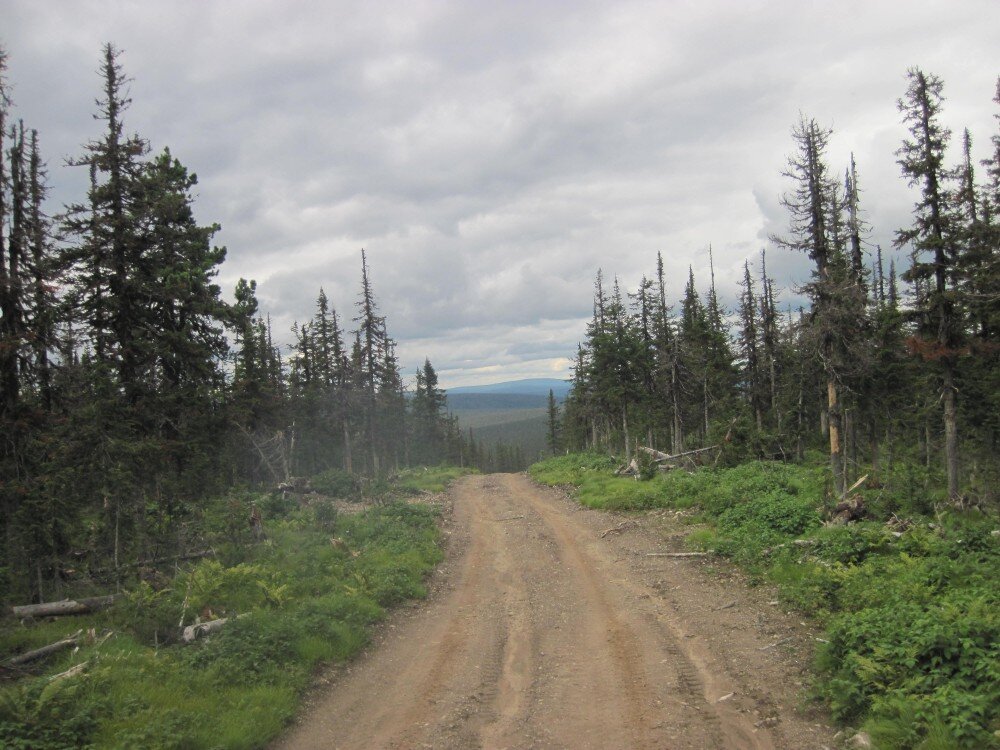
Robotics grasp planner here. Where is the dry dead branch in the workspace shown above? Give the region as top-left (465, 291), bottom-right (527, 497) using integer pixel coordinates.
top-left (49, 661), bottom-right (88, 682)
top-left (599, 520), bottom-right (639, 538)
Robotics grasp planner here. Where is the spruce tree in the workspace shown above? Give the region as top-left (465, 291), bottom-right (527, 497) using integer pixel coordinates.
top-left (63, 44), bottom-right (149, 399)
top-left (738, 261), bottom-right (763, 430)
top-left (895, 68), bottom-right (963, 502)
top-left (772, 115), bottom-right (848, 494)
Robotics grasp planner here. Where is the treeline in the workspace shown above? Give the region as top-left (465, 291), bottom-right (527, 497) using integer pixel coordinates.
top-left (563, 68), bottom-right (1000, 506)
top-left (0, 44), bottom-right (498, 604)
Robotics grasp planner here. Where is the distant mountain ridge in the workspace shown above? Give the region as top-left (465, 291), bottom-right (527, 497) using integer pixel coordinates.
top-left (446, 393), bottom-right (551, 411)
top-left (444, 379), bottom-right (566, 456)
top-left (446, 378), bottom-right (571, 397)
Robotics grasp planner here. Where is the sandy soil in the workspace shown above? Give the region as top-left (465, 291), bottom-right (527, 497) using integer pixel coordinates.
top-left (274, 473), bottom-right (838, 750)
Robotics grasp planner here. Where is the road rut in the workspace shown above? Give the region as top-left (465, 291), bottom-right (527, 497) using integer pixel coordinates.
top-left (275, 474), bottom-right (836, 749)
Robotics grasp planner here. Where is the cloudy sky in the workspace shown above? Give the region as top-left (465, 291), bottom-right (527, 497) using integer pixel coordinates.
top-left (4, 1), bottom-right (999, 387)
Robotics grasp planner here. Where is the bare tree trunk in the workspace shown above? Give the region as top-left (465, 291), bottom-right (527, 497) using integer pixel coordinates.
top-left (796, 367), bottom-right (805, 462)
top-left (769, 356), bottom-right (779, 427)
top-left (622, 405), bottom-right (631, 462)
top-left (869, 416), bottom-right (880, 483)
top-left (703, 373), bottom-right (709, 442)
top-left (886, 425), bottom-right (894, 481)
top-left (844, 407), bottom-right (858, 483)
top-left (942, 367), bottom-right (960, 502)
top-left (672, 382), bottom-right (683, 455)
top-left (671, 340), bottom-right (683, 455)
top-left (828, 379), bottom-right (845, 496)
top-left (343, 422), bottom-right (353, 475)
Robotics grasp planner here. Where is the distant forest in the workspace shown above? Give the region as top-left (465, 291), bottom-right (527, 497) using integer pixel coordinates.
top-left (0, 45), bottom-right (521, 603)
top-left (561, 68), bottom-right (1000, 506)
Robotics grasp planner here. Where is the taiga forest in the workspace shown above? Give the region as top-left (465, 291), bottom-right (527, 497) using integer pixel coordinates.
top-left (1, 41), bottom-right (998, 750)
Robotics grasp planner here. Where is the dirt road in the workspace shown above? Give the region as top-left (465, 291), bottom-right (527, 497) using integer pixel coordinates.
top-left (276, 474), bottom-right (836, 749)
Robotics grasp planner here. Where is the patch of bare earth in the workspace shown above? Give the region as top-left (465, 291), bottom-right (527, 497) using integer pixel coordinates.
top-left (274, 473), bottom-right (838, 750)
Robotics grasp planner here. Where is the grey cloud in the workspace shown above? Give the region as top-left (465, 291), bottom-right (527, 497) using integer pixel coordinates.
top-left (5, 0), bottom-right (999, 386)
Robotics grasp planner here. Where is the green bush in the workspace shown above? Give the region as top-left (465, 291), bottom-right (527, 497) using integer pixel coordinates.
top-left (717, 491), bottom-right (821, 537)
top-left (116, 581), bottom-right (181, 645)
top-left (257, 491), bottom-right (299, 520)
top-left (0, 676), bottom-right (109, 749)
top-left (314, 500), bottom-right (339, 531)
top-left (311, 468), bottom-right (358, 498)
top-left (186, 612), bottom-right (306, 685)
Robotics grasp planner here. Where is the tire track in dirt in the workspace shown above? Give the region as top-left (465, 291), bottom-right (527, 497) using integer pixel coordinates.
top-left (510, 475), bottom-right (732, 749)
top-left (275, 473), bottom-right (836, 750)
top-left (505, 475), bottom-right (668, 748)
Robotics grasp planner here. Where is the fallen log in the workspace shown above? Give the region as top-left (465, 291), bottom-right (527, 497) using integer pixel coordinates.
top-left (4, 630), bottom-right (82, 666)
top-left (89, 549), bottom-right (215, 576)
top-left (615, 457), bottom-right (640, 477)
top-left (830, 494), bottom-right (867, 525)
top-left (636, 445), bottom-right (721, 470)
top-left (653, 445), bottom-right (720, 462)
top-left (11, 595), bottom-right (120, 619)
top-left (49, 661), bottom-right (88, 682)
top-left (182, 616), bottom-right (230, 644)
top-left (636, 446), bottom-right (671, 462)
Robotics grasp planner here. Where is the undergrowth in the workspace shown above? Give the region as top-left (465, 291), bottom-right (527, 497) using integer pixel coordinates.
top-left (0, 468), bottom-right (457, 749)
top-left (530, 452), bottom-right (1000, 749)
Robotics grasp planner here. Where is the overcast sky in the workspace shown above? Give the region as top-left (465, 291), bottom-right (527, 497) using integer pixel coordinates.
top-left (4, 1), bottom-right (999, 387)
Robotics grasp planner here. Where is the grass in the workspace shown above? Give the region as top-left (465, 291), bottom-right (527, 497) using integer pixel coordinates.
top-left (0, 468), bottom-right (463, 749)
top-left (530, 452), bottom-right (1000, 749)
top-left (395, 465), bottom-right (478, 494)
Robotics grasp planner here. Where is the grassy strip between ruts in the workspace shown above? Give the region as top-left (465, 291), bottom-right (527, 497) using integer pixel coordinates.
top-left (530, 453), bottom-right (1000, 750)
top-left (0, 466), bottom-right (471, 749)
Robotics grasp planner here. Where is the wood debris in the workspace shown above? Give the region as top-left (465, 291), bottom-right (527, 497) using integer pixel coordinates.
top-left (12, 595), bottom-right (120, 619)
top-left (3, 630), bottom-right (82, 666)
top-left (599, 520), bottom-right (639, 538)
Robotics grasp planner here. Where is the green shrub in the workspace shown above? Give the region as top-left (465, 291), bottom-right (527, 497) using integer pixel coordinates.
top-left (257, 491), bottom-right (299, 520)
top-left (807, 523), bottom-right (895, 564)
top-left (314, 500), bottom-right (339, 531)
top-left (717, 491), bottom-right (821, 537)
top-left (311, 469), bottom-right (358, 498)
top-left (117, 581), bottom-right (180, 645)
top-left (0, 676), bottom-right (108, 749)
top-left (179, 559), bottom-right (289, 616)
top-left (186, 612), bottom-right (305, 685)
